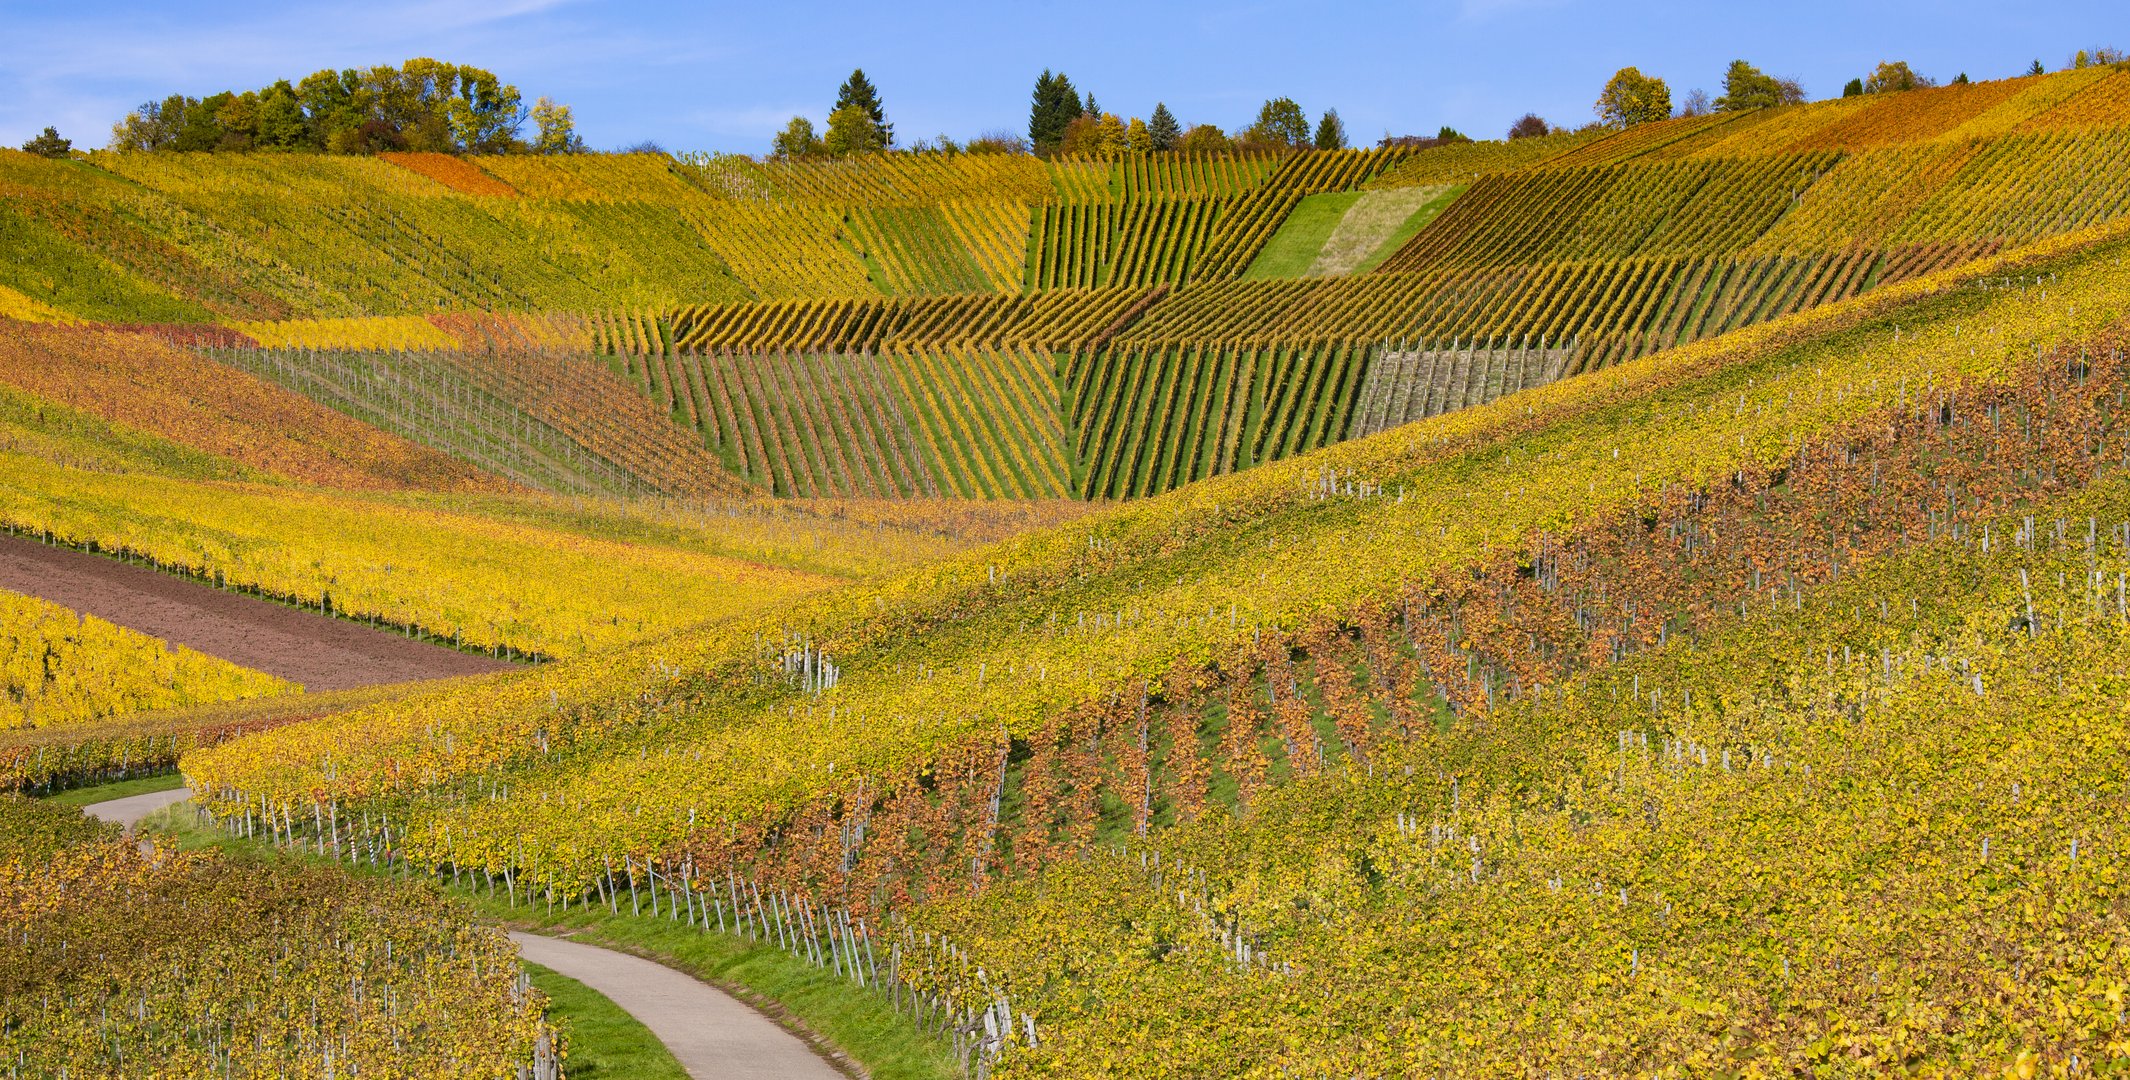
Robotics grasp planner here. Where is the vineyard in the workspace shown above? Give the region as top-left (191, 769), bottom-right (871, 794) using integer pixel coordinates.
top-left (1, 680), bottom-right (443, 794)
top-left (1066, 339), bottom-right (1370, 499)
top-left (0, 320), bottom-right (501, 492)
top-left (182, 219), bottom-right (2130, 912)
top-left (14, 59), bottom-right (2130, 1076)
top-left (0, 796), bottom-right (562, 1076)
top-left (0, 587), bottom-right (292, 729)
top-left (621, 344), bottom-right (1069, 499)
top-left (0, 75), bottom-right (2124, 514)
top-left (0, 460), bottom-right (838, 659)
top-left (166, 215), bottom-right (2130, 1071)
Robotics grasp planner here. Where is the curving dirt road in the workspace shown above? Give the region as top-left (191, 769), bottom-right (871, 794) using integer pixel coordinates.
top-left (79, 787), bottom-right (845, 1080)
top-left (0, 533), bottom-right (513, 690)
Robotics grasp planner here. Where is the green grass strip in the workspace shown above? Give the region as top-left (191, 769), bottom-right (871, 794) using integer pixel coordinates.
top-left (525, 962), bottom-right (691, 1080)
top-left (141, 804), bottom-right (957, 1080)
top-left (1240, 191), bottom-right (1362, 280)
top-left (36, 772), bottom-right (185, 808)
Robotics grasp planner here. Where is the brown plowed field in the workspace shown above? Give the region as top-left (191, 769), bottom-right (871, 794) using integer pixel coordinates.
top-left (0, 534), bottom-right (516, 691)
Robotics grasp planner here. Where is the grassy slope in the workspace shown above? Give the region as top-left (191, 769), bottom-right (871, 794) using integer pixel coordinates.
top-left (1240, 191), bottom-right (1361, 279)
top-left (524, 963), bottom-right (691, 1080)
top-left (1240, 186), bottom-right (1466, 280)
top-left (140, 803), bottom-right (954, 1080)
top-left (1344, 185), bottom-right (1464, 274)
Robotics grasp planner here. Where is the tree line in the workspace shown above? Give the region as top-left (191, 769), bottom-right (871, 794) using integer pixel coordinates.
top-left (769, 49), bottom-right (2118, 163)
top-left (772, 69), bottom-right (1352, 160)
top-left (98, 58), bottom-right (581, 155)
top-left (18, 46), bottom-right (2125, 162)
top-left (1587, 50), bottom-right (2122, 130)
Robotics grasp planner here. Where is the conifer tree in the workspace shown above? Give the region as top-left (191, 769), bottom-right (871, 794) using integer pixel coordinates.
top-left (20, 126), bottom-right (72, 157)
top-left (833, 69), bottom-right (892, 147)
top-left (1148, 102), bottom-right (1180, 151)
top-left (1029, 70), bottom-right (1083, 155)
top-left (1313, 109), bottom-right (1347, 150)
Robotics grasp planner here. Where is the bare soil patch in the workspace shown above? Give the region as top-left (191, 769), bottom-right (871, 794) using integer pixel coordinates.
top-left (0, 534), bottom-right (514, 691)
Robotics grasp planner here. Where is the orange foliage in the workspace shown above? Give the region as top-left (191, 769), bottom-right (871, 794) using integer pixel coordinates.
top-left (0, 321), bottom-right (507, 493)
top-left (379, 152), bottom-right (519, 197)
top-left (1783, 78), bottom-right (2028, 151)
top-left (2025, 69), bottom-right (2130, 131)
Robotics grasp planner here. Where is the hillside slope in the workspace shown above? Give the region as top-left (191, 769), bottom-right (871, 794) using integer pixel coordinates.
top-left (185, 219), bottom-right (2130, 892)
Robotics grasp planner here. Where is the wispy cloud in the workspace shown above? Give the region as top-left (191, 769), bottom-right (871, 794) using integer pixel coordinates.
top-left (682, 104), bottom-right (819, 139)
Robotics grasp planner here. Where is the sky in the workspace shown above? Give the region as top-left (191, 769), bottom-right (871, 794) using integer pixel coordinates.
top-left (0, 0), bottom-right (2116, 154)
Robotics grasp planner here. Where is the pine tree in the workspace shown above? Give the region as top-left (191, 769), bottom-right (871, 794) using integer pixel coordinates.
top-left (20, 126), bottom-right (72, 158)
top-left (833, 69), bottom-right (892, 148)
top-left (1083, 94), bottom-right (1100, 118)
top-left (2027, 59), bottom-right (2046, 76)
top-left (1843, 77), bottom-right (1865, 98)
top-left (1148, 102), bottom-right (1180, 151)
top-left (1029, 70), bottom-right (1082, 155)
top-left (1313, 109), bottom-right (1347, 150)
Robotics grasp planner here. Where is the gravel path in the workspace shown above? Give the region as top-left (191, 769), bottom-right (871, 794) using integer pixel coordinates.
top-left (0, 533), bottom-right (514, 690)
top-left (82, 785), bottom-right (195, 829)
top-left (513, 932), bottom-right (846, 1080)
top-left (78, 787), bottom-right (844, 1080)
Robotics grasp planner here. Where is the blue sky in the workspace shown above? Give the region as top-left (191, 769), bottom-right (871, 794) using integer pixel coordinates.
top-left (0, 0), bottom-right (2115, 153)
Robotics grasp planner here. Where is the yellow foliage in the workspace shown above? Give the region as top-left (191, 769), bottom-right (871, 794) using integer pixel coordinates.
top-left (0, 588), bottom-right (291, 729)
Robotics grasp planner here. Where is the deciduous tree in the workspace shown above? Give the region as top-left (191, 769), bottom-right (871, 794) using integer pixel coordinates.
top-left (1125, 117), bottom-right (1153, 153)
top-left (832, 69), bottom-right (892, 148)
top-left (1060, 113), bottom-right (1127, 155)
top-left (530, 97), bottom-right (584, 153)
top-left (1596, 67), bottom-right (1672, 127)
top-left (1178, 124), bottom-right (1231, 153)
top-left (1507, 113), bottom-right (1552, 139)
top-left (1247, 97), bottom-right (1310, 148)
top-left (1863, 60), bottom-right (1932, 93)
top-left (1714, 60), bottom-right (1803, 111)
top-left (823, 103), bottom-right (885, 155)
top-left (771, 116), bottom-right (822, 157)
top-left (108, 59), bottom-right (551, 155)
